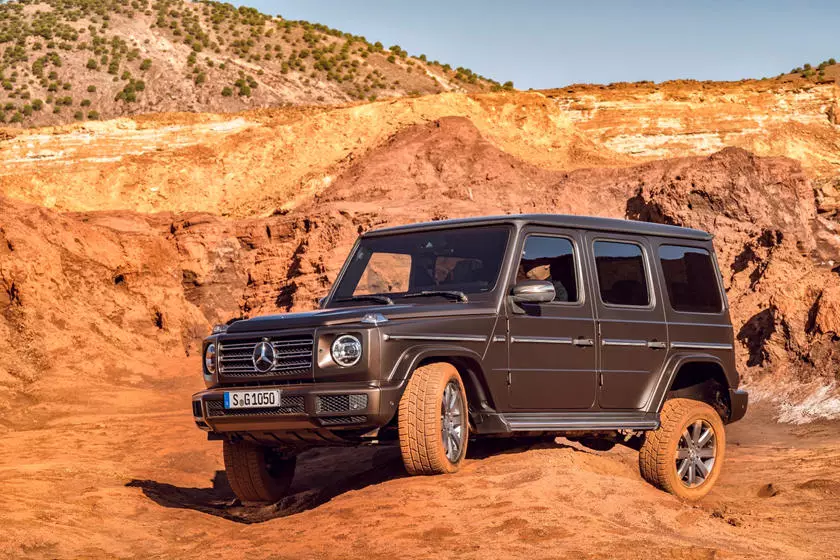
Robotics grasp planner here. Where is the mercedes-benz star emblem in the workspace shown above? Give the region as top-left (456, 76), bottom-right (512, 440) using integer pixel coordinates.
top-left (252, 341), bottom-right (275, 372)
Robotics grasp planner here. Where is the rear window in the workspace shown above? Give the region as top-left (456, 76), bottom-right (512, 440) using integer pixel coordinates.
top-left (593, 241), bottom-right (650, 307)
top-left (659, 245), bottom-right (722, 313)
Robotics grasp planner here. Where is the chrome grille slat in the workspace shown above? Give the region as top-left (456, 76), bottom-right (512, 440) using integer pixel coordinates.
top-left (218, 334), bottom-right (314, 379)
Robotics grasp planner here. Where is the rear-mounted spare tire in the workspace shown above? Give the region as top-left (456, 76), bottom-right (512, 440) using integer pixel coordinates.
top-left (398, 362), bottom-right (469, 475)
top-left (223, 440), bottom-right (296, 504)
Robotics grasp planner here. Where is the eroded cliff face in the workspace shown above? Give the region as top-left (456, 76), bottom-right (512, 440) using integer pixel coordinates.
top-left (2, 114), bottom-right (838, 427)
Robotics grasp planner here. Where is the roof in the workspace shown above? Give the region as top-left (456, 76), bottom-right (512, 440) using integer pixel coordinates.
top-left (364, 214), bottom-right (712, 241)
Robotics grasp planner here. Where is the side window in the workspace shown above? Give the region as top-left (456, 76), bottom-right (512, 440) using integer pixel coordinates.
top-left (594, 241), bottom-right (650, 306)
top-left (354, 252), bottom-right (411, 295)
top-left (659, 245), bottom-right (722, 313)
top-left (516, 235), bottom-right (578, 302)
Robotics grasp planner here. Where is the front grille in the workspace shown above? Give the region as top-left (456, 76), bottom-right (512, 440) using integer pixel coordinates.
top-left (320, 415), bottom-right (367, 426)
top-left (205, 396), bottom-right (305, 418)
top-left (218, 334), bottom-right (314, 378)
top-left (316, 394), bottom-right (368, 413)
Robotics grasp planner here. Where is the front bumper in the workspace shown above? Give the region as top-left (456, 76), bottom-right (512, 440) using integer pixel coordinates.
top-left (728, 388), bottom-right (749, 423)
top-left (191, 381), bottom-right (404, 443)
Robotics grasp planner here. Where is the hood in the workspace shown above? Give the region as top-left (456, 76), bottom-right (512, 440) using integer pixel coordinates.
top-left (224, 302), bottom-right (495, 333)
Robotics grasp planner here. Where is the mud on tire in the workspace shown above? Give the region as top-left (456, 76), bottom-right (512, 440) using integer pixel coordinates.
top-left (639, 398), bottom-right (726, 501)
top-left (398, 362), bottom-right (469, 475)
top-left (223, 440), bottom-right (296, 504)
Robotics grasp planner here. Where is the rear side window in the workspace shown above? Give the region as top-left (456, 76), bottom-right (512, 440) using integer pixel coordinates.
top-left (659, 245), bottom-right (722, 313)
top-left (594, 241), bottom-right (650, 306)
top-left (516, 235), bottom-right (579, 302)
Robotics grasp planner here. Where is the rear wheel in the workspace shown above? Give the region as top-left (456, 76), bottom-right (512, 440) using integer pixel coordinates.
top-left (398, 362), bottom-right (469, 475)
top-left (639, 398), bottom-right (725, 501)
top-left (223, 440), bottom-right (296, 504)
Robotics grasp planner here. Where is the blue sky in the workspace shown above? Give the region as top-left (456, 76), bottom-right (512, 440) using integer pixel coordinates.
top-left (229, 1), bottom-right (840, 89)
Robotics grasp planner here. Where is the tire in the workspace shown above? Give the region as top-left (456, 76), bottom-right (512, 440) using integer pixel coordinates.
top-left (223, 440), bottom-right (296, 504)
top-left (639, 398), bottom-right (726, 501)
top-left (398, 362), bottom-right (469, 475)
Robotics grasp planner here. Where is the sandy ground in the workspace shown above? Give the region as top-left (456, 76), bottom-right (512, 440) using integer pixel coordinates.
top-left (0, 357), bottom-right (837, 560)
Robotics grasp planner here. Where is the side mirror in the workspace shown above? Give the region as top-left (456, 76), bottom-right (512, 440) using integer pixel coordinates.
top-left (511, 280), bottom-right (555, 304)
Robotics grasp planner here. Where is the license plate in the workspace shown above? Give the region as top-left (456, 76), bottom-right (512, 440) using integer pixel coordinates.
top-left (224, 389), bottom-right (281, 409)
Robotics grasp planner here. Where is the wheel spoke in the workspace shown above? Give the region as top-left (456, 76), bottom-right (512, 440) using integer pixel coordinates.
top-left (682, 429), bottom-right (694, 449)
top-left (697, 447), bottom-right (716, 459)
top-left (695, 457), bottom-right (710, 478)
top-left (691, 420), bottom-right (703, 445)
top-left (697, 427), bottom-right (714, 447)
top-left (677, 458), bottom-right (691, 479)
top-left (447, 387), bottom-right (457, 409)
top-left (450, 432), bottom-right (460, 455)
top-left (443, 427), bottom-right (452, 456)
top-left (687, 462), bottom-right (696, 485)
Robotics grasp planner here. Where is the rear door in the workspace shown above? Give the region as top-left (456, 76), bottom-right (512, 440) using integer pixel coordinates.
top-left (507, 228), bottom-right (598, 409)
top-left (585, 234), bottom-right (669, 409)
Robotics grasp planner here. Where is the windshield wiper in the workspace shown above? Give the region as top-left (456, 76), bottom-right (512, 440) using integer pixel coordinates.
top-left (334, 295), bottom-right (394, 305)
top-left (402, 290), bottom-right (469, 303)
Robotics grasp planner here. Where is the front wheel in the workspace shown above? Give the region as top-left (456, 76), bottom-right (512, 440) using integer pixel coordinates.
top-left (223, 440), bottom-right (296, 504)
top-left (639, 398), bottom-right (726, 501)
top-left (398, 362), bottom-right (469, 475)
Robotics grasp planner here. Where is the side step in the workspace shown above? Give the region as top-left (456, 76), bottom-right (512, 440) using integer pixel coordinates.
top-left (474, 411), bottom-right (660, 434)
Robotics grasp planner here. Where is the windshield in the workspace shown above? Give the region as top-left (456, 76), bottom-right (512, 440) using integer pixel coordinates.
top-left (330, 225), bottom-right (512, 304)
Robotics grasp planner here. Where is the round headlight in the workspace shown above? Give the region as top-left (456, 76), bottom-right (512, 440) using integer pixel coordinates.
top-left (331, 335), bottom-right (362, 367)
top-left (204, 343), bottom-right (217, 375)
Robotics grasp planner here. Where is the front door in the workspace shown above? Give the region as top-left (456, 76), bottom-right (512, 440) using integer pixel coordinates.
top-left (507, 229), bottom-right (598, 409)
top-left (585, 234), bottom-right (669, 409)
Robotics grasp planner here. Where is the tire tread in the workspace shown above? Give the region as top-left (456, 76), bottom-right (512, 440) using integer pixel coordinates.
top-left (398, 362), bottom-right (467, 475)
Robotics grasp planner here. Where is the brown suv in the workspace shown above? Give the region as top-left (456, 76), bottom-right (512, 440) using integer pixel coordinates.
top-left (192, 215), bottom-right (748, 503)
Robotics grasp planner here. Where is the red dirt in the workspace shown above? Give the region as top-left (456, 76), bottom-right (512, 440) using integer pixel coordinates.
top-left (2, 106), bottom-right (839, 558)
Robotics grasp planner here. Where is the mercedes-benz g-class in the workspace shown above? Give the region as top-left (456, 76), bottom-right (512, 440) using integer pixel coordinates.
top-left (192, 214), bottom-right (748, 503)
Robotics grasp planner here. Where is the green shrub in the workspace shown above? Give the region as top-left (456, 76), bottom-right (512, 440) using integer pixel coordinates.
top-left (88, 110), bottom-right (100, 119)
top-left (87, 58), bottom-right (98, 70)
top-left (221, 86), bottom-right (233, 96)
top-left (140, 58), bottom-right (152, 71)
top-left (32, 99), bottom-right (43, 111)
top-left (81, 99), bottom-right (91, 107)
top-left (87, 85), bottom-right (97, 92)
top-left (10, 111), bottom-right (23, 123)
top-left (74, 110), bottom-right (84, 120)
top-left (23, 104), bottom-right (32, 116)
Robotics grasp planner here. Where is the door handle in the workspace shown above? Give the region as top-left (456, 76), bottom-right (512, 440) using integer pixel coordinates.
top-left (573, 337), bottom-right (594, 347)
top-left (647, 340), bottom-right (667, 349)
